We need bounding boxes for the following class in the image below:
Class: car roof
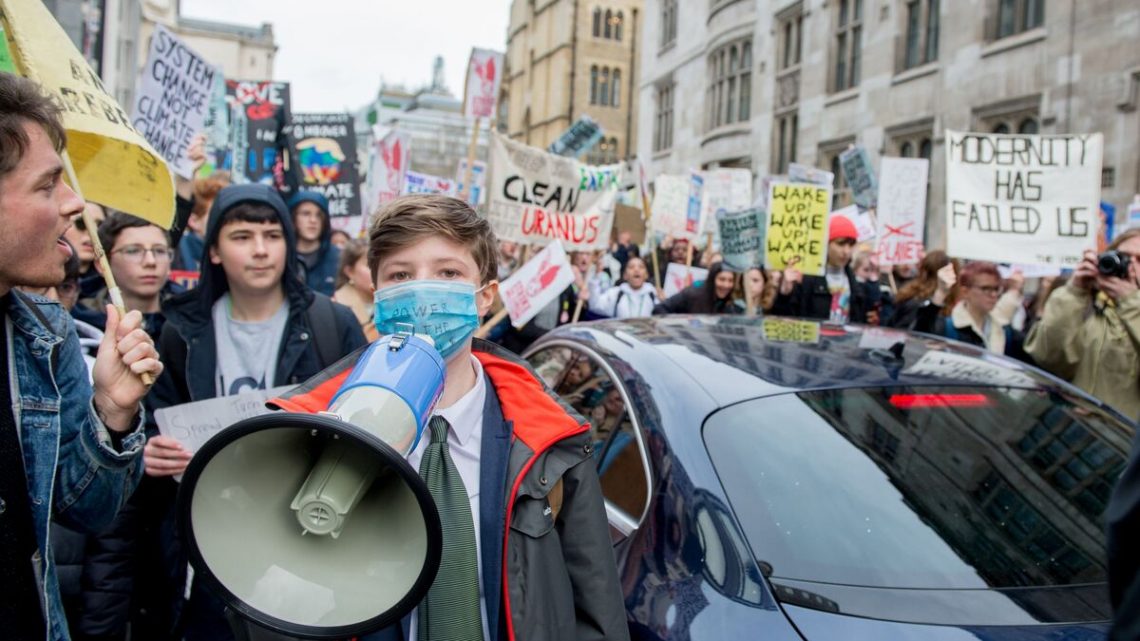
[541,315,1071,408]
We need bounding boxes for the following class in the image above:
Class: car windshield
[704,386,1133,590]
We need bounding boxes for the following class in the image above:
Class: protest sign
[403,170,456,196]
[499,241,576,328]
[763,318,821,344]
[1,0,174,225]
[876,157,929,266]
[650,175,692,239]
[700,168,753,236]
[455,159,487,206]
[857,327,908,350]
[488,131,623,251]
[155,386,293,477]
[226,79,290,186]
[364,129,410,219]
[1128,197,1140,231]
[766,182,831,275]
[131,25,216,179]
[464,48,504,119]
[686,172,704,235]
[756,174,788,209]
[287,113,361,230]
[614,204,647,245]
[840,146,878,209]
[833,204,875,243]
[169,270,200,291]
[197,74,230,177]
[717,207,765,272]
[1098,201,1116,252]
[997,264,1062,279]
[945,131,1103,267]
[663,264,708,298]
[0,25,14,72]
[788,163,835,188]
[904,350,1035,397]
[549,115,604,158]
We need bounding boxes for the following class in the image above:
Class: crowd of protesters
[4,62,1140,641]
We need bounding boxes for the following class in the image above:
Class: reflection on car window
[704,386,1132,590]
[527,346,649,521]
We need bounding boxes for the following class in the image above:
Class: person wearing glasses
[72,212,182,342]
[912,260,1035,364]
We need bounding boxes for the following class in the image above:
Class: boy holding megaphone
[274,194,629,641]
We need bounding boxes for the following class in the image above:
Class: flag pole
[62,150,155,386]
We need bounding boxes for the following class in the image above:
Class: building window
[773,113,798,174]
[822,145,853,208]
[986,113,1039,135]
[590,65,599,104]
[611,69,621,107]
[996,0,1044,39]
[599,67,610,105]
[614,11,624,41]
[895,134,933,159]
[833,0,863,92]
[593,7,602,37]
[661,0,678,48]
[707,39,752,130]
[654,82,674,152]
[1018,117,1039,134]
[604,9,613,38]
[903,0,939,70]
[779,11,803,71]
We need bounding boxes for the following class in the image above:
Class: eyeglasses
[111,245,172,263]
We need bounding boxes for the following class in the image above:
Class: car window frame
[524,338,654,535]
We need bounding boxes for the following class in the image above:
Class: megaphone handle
[225,609,306,641]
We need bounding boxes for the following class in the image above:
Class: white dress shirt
[406,355,489,641]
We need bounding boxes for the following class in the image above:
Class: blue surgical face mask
[373,280,483,360]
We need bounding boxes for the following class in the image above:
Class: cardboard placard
[765,182,831,276]
[876,157,929,266]
[287,113,361,231]
[499,241,576,328]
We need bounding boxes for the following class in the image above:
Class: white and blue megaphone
[178,332,446,641]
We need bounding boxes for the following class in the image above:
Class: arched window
[992,122,1011,134]
[1018,117,1039,134]
[615,11,624,41]
[919,138,932,159]
[604,9,612,39]
[611,137,619,162]
[611,68,621,107]
[900,141,913,157]
[593,8,602,37]
[599,67,610,105]
[590,66,598,104]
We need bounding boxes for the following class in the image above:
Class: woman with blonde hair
[332,238,380,342]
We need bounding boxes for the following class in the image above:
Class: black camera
[1097,250,1132,279]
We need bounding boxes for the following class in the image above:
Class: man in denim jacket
[0,74,164,640]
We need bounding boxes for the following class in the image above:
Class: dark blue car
[523,315,1134,641]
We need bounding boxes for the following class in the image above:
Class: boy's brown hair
[368,195,498,285]
[0,74,67,183]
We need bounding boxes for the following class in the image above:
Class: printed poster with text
[945,131,1102,267]
[876,157,929,266]
[766,182,831,276]
[488,132,623,251]
[649,175,693,240]
[464,48,504,119]
[365,129,410,220]
[226,80,291,186]
[131,25,217,179]
[700,168,753,236]
[499,241,576,328]
[286,113,361,231]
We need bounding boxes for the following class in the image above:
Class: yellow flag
[0,0,174,228]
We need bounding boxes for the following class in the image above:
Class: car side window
[527,345,650,525]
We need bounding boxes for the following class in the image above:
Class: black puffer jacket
[773,264,869,323]
[52,506,136,641]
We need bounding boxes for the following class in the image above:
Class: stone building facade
[504,0,644,164]
[638,0,1140,247]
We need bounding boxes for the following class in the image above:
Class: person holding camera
[1024,228,1140,420]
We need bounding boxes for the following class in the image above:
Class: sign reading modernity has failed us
[488,131,623,251]
[946,131,1102,267]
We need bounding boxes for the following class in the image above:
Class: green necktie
[417,416,483,641]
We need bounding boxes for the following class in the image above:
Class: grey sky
[181,0,511,113]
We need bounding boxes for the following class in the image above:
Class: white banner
[488,131,624,251]
[700,168,753,235]
[876,157,929,266]
[663,264,708,298]
[131,25,217,179]
[499,241,576,328]
[402,170,455,196]
[464,48,504,119]
[649,175,692,239]
[364,129,410,220]
[945,131,1102,267]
